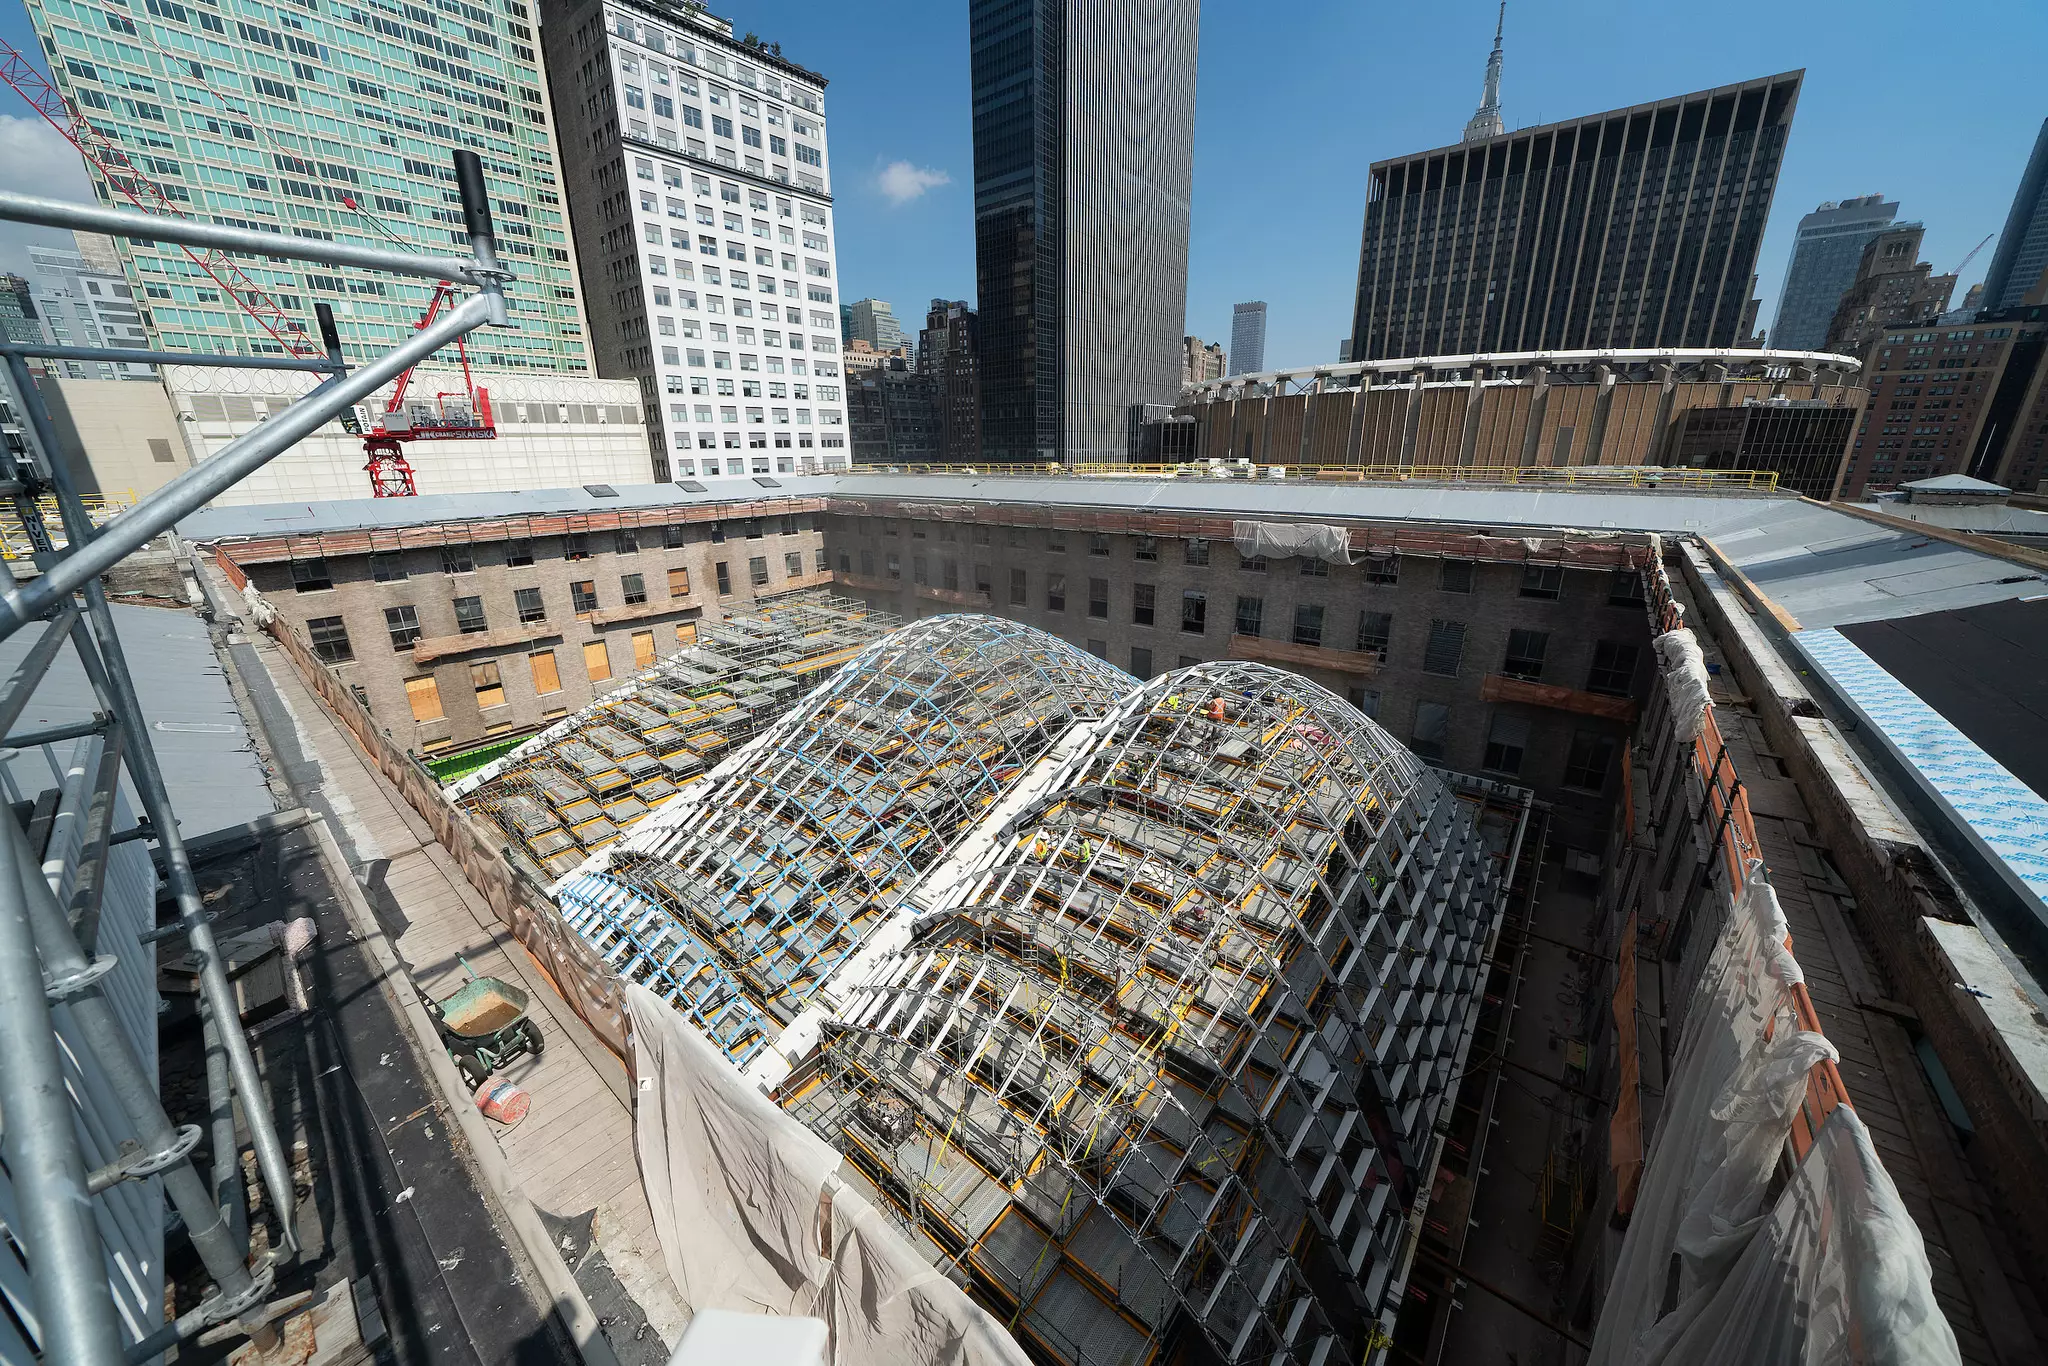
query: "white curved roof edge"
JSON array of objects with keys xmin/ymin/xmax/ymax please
[{"xmin": 1187, "ymin": 346, "xmax": 1864, "ymax": 396}]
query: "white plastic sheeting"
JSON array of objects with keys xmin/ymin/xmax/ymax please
[
  {"xmin": 1588, "ymin": 870, "xmax": 1960, "ymax": 1366},
  {"xmin": 625, "ymin": 984, "xmax": 1034, "ymax": 1366},
  {"xmin": 1231, "ymin": 520, "xmax": 1358, "ymax": 564},
  {"xmin": 1655, "ymin": 627, "xmax": 1711, "ymax": 744}
]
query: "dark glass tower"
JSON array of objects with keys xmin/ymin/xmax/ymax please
[
  {"xmin": 1349, "ymin": 71, "xmax": 1802, "ymax": 362},
  {"xmin": 1984, "ymin": 118, "xmax": 2048, "ymax": 312},
  {"xmin": 971, "ymin": 0, "xmax": 1198, "ymax": 463}
]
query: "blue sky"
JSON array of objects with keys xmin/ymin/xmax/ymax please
[{"xmin": 6, "ymin": 0, "xmax": 2045, "ymax": 368}]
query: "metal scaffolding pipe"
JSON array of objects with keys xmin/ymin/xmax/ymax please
[
  {"xmin": 0, "ymin": 291, "xmax": 499, "ymax": 638},
  {"xmin": 6, "ymin": 813, "xmax": 277, "ymax": 1352},
  {"xmin": 0, "ymin": 602, "xmax": 82, "ymax": 736},
  {"xmin": 0, "ymin": 189, "xmax": 490, "ymax": 285},
  {"xmin": 0, "ymin": 796, "xmax": 126, "ymax": 1366}
]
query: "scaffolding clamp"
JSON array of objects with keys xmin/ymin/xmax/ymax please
[
  {"xmin": 85, "ymin": 1124, "xmax": 203, "ymax": 1195},
  {"xmin": 43, "ymin": 951, "xmax": 117, "ymax": 1000}
]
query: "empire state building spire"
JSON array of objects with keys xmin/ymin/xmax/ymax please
[{"xmin": 1462, "ymin": 3, "xmax": 1506, "ymax": 143}]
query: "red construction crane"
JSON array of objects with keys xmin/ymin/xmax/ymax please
[
  {"xmin": 360, "ymin": 282, "xmax": 495, "ymax": 497},
  {"xmin": 0, "ymin": 39, "xmax": 321, "ymax": 359}
]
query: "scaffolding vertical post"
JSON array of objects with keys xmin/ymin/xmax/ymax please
[
  {"xmin": 4, "ymin": 349, "xmax": 299, "ymax": 1248},
  {"xmin": 0, "ymin": 781, "xmax": 127, "ymax": 1366}
]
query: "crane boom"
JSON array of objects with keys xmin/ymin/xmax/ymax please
[
  {"xmin": 1954, "ymin": 232, "xmax": 1995, "ymax": 278},
  {"xmin": 0, "ymin": 40, "xmax": 322, "ymax": 359}
]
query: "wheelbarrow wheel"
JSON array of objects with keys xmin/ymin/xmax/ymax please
[
  {"xmin": 521, "ymin": 1019, "xmax": 545, "ymax": 1058},
  {"xmin": 455, "ymin": 1049, "xmax": 490, "ymax": 1091}
]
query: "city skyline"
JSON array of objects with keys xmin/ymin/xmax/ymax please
[{"xmin": 2, "ymin": 1, "xmax": 2046, "ymax": 372}]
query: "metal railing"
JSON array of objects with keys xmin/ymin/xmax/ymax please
[
  {"xmin": 842, "ymin": 461, "xmax": 1782, "ymax": 491},
  {"xmin": 0, "ymin": 150, "xmax": 510, "ymax": 1364},
  {"xmin": 0, "ymin": 492, "xmax": 137, "ymax": 560}
]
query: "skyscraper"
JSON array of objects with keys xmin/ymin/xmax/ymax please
[
  {"xmin": 921, "ymin": 299, "xmax": 981, "ymax": 462},
  {"xmin": 1769, "ymin": 196, "xmax": 1899, "ymax": 351},
  {"xmin": 1821, "ymin": 224, "xmax": 1955, "ymax": 357},
  {"xmin": 1462, "ymin": 3, "xmax": 1506, "ymax": 143},
  {"xmin": 541, "ymin": 1, "xmax": 846, "ymax": 480},
  {"xmin": 1229, "ymin": 301, "xmax": 1267, "ymax": 375},
  {"xmin": 1984, "ymin": 118, "xmax": 2048, "ymax": 312},
  {"xmin": 970, "ymin": 0, "xmax": 1199, "ymax": 463},
  {"xmin": 21, "ymin": 0, "xmax": 591, "ymax": 371},
  {"xmin": 846, "ymin": 298, "xmax": 907, "ymax": 356},
  {"xmin": 1349, "ymin": 71, "xmax": 1801, "ymax": 362}
]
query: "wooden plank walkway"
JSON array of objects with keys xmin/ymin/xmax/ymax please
[
  {"xmin": 236, "ymin": 618, "xmax": 691, "ymax": 1347},
  {"xmin": 1690, "ymin": 603, "xmax": 2043, "ymax": 1365}
]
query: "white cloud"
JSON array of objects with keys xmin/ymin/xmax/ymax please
[
  {"xmin": 0, "ymin": 115, "xmax": 97, "ymax": 279},
  {"xmin": 875, "ymin": 160, "xmax": 951, "ymax": 207}
]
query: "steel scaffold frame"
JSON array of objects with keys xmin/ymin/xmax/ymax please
[
  {"xmin": 775, "ymin": 663, "xmax": 1522, "ymax": 1366},
  {"xmin": 557, "ymin": 617, "xmax": 1133, "ymax": 1070},
  {"xmin": 0, "ymin": 153, "xmax": 510, "ymax": 1363}
]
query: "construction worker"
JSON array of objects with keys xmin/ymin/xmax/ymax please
[{"xmin": 1207, "ymin": 697, "xmax": 1228, "ymax": 723}]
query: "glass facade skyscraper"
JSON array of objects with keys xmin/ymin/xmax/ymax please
[
  {"xmin": 22, "ymin": 0, "xmax": 590, "ymax": 370},
  {"xmin": 1768, "ymin": 195, "xmax": 1898, "ymax": 352},
  {"xmin": 1350, "ymin": 71, "xmax": 1801, "ymax": 362},
  {"xmin": 970, "ymin": 0, "xmax": 1197, "ymax": 464},
  {"xmin": 1984, "ymin": 118, "xmax": 2048, "ymax": 313},
  {"xmin": 1229, "ymin": 300, "xmax": 1266, "ymax": 375}
]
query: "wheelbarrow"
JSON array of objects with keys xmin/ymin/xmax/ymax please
[{"xmin": 421, "ymin": 957, "xmax": 544, "ymax": 1089}]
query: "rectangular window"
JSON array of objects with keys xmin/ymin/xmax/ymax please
[
  {"xmin": 1484, "ymin": 713, "xmax": 1530, "ymax": 776},
  {"xmin": 1133, "ymin": 535, "xmax": 1158, "ymax": 562},
  {"xmin": 617, "ymin": 526, "xmax": 640, "ymax": 554},
  {"xmin": 1089, "ymin": 533, "xmax": 1110, "ymax": 557},
  {"xmin": 1439, "ymin": 559, "xmax": 1473, "ymax": 593},
  {"xmin": 668, "ymin": 566, "xmax": 692, "ymax": 597},
  {"xmin": 564, "ymin": 534, "xmax": 590, "ymax": 561},
  {"xmin": 1009, "ymin": 567, "xmax": 1027, "ymax": 607},
  {"xmin": 1131, "ymin": 646, "xmax": 1153, "ymax": 676},
  {"xmin": 1363, "ymin": 554, "xmax": 1398, "ymax": 585},
  {"xmin": 1356, "ymin": 610, "xmax": 1391, "ymax": 660},
  {"xmin": 441, "ymin": 545, "xmax": 475, "ymax": 575},
  {"xmin": 1608, "ymin": 569, "xmax": 1646, "ymax": 607},
  {"xmin": 405, "ymin": 675, "xmax": 443, "ymax": 722},
  {"xmin": 664, "ymin": 524, "xmax": 691, "ymax": 550},
  {"xmin": 1047, "ymin": 528, "xmax": 1066, "ymax": 552},
  {"xmin": 633, "ymin": 630, "xmax": 657, "ymax": 668},
  {"xmin": 1346, "ymin": 687, "xmax": 1380, "ymax": 718},
  {"xmin": 1299, "ymin": 558, "xmax": 1328, "ymax": 578},
  {"xmin": 716, "ymin": 561, "xmax": 733, "ymax": 594},
  {"xmin": 371, "ymin": 552, "xmax": 407, "ymax": 582},
  {"xmin": 505, "ymin": 538, "xmax": 534, "ymax": 567},
  {"xmin": 307, "ymin": 615, "xmax": 352, "ymax": 663},
  {"xmin": 1182, "ymin": 590, "xmax": 1207, "ymax": 635},
  {"xmin": 385, "ymin": 605, "xmax": 421, "ymax": 650},
  {"xmin": 471, "ymin": 661, "xmax": 505, "ymax": 709},
  {"xmin": 1238, "ymin": 551, "xmax": 1267, "ymax": 573},
  {"xmin": 1088, "ymin": 577, "xmax": 1109, "ymax": 618},
  {"xmin": 1046, "ymin": 572, "xmax": 1066, "ymax": 612},
  {"xmin": 749, "ymin": 555, "xmax": 769, "ymax": 588},
  {"xmin": 1132, "ymin": 583, "xmax": 1155, "ymax": 626},
  {"xmin": 571, "ymin": 581, "xmax": 598, "ymax": 615},
  {"xmin": 1521, "ymin": 563, "xmax": 1563, "ymax": 600},
  {"xmin": 583, "ymin": 639, "xmax": 613, "ymax": 683},
  {"xmin": 529, "ymin": 649, "xmax": 562, "ymax": 695},
  {"xmin": 1293, "ymin": 604, "xmax": 1325, "ymax": 647},
  {"xmin": 1563, "ymin": 731, "xmax": 1615, "ymax": 793},
  {"xmin": 453, "ymin": 596, "xmax": 487, "ymax": 634},
  {"xmin": 622, "ymin": 573, "xmax": 648, "ymax": 606},
  {"xmin": 1184, "ymin": 537, "xmax": 1209, "ymax": 565},
  {"xmin": 1502, "ymin": 629, "xmax": 1548, "ymax": 681},
  {"xmin": 1411, "ymin": 702, "xmax": 1450, "ymax": 760},
  {"xmin": 1587, "ymin": 641, "xmax": 1639, "ymax": 697},
  {"xmin": 515, "ymin": 587, "xmax": 546, "ymax": 624},
  {"xmin": 1236, "ymin": 596, "xmax": 1264, "ymax": 637},
  {"xmin": 1086, "ymin": 638, "xmax": 1108, "ymax": 659},
  {"xmin": 1422, "ymin": 618, "xmax": 1466, "ymax": 676},
  {"xmin": 787, "ymin": 552, "xmax": 804, "ymax": 579},
  {"xmin": 291, "ymin": 557, "xmax": 332, "ymax": 592}
]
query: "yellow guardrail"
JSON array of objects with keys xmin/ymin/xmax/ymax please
[
  {"xmin": 845, "ymin": 462, "xmax": 1780, "ymax": 491},
  {"xmin": 0, "ymin": 491, "xmax": 140, "ymax": 560}
]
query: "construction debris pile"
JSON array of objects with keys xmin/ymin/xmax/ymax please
[
  {"xmin": 453, "ymin": 594, "xmax": 896, "ymax": 881},
  {"xmin": 552, "ymin": 617, "xmax": 1524, "ymax": 1365}
]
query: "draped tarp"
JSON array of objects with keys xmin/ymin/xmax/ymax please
[
  {"xmin": 1588, "ymin": 871, "xmax": 1958, "ymax": 1365},
  {"xmin": 625, "ymin": 984, "xmax": 1034, "ymax": 1366},
  {"xmin": 1231, "ymin": 520, "xmax": 1358, "ymax": 564},
  {"xmin": 1654, "ymin": 628, "xmax": 1711, "ymax": 744}
]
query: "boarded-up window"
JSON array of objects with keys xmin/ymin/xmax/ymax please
[
  {"xmin": 529, "ymin": 649, "xmax": 562, "ymax": 695},
  {"xmin": 584, "ymin": 639, "xmax": 612, "ymax": 682},
  {"xmin": 668, "ymin": 566, "xmax": 691, "ymax": 597},
  {"xmin": 632, "ymin": 630, "xmax": 656, "ymax": 667},
  {"xmin": 676, "ymin": 621, "xmax": 697, "ymax": 646},
  {"xmin": 405, "ymin": 675, "xmax": 443, "ymax": 722},
  {"xmin": 1423, "ymin": 619, "xmax": 1466, "ymax": 677},
  {"xmin": 471, "ymin": 661, "xmax": 505, "ymax": 709},
  {"xmin": 1412, "ymin": 701, "xmax": 1450, "ymax": 760}
]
